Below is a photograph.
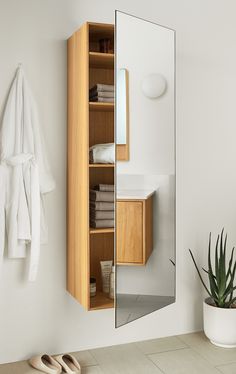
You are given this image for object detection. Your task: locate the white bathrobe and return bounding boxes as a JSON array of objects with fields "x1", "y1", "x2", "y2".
[{"x1": 0, "y1": 66, "x2": 55, "y2": 281}]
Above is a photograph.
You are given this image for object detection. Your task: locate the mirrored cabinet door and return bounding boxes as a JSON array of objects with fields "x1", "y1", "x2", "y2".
[{"x1": 115, "y1": 11, "x2": 176, "y2": 327}]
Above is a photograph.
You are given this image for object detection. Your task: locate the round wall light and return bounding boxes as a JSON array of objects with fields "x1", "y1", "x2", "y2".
[{"x1": 141, "y1": 74, "x2": 167, "y2": 99}]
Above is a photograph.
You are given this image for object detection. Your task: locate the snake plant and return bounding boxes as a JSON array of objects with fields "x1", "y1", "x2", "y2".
[{"x1": 189, "y1": 229, "x2": 236, "y2": 308}]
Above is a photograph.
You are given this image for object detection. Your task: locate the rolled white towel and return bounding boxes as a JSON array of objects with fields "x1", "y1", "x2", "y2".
[{"x1": 89, "y1": 143, "x2": 115, "y2": 164}]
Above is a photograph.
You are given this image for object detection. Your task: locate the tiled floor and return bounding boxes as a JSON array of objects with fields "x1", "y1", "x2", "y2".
[{"x1": 1, "y1": 332, "x2": 236, "y2": 373}]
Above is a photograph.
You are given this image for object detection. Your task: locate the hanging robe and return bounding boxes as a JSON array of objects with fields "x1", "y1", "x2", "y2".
[{"x1": 0, "y1": 66, "x2": 55, "y2": 281}]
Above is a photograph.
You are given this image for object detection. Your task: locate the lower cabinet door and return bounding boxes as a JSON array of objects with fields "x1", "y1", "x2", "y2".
[{"x1": 116, "y1": 201, "x2": 143, "y2": 264}]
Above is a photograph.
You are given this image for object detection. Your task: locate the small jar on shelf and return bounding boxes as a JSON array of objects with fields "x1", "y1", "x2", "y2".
[{"x1": 90, "y1": 277, "x2": 96, "y2": 297}]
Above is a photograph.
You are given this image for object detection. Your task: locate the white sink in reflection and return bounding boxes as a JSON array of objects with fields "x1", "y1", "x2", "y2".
[{"x1": 117, "y1": 189, "x2": 156, "y2": 200}]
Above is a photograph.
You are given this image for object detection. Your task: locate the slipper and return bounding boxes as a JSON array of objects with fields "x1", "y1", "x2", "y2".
[
  {"x1": 54, "y1": 354, "x2": 81, "y2": 373},
  {"x1": 29, "y1": 354, "x2": 62, "y2": 374}
]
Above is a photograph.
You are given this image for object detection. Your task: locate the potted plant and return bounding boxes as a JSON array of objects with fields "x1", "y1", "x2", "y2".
[{"x1": 189, "y1": 229, "x2": 236, "y2": 348}]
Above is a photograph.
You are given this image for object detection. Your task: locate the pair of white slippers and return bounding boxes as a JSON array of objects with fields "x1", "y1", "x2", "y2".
[{"x1": 29, "y1": 354, "x2": 81, "y2": 373}]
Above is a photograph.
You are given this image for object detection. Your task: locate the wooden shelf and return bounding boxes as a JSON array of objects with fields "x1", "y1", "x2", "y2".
[
  {"x1": 116, "y1": 262, "x2": 143, "y2": 266},
  {"x1": 89, "y1": 163, "x2": 114, "y2": 168},
  {"x1": 89, "y1": 52, "x2": 114, "y2": 69},
  {"x1": 89, "y1": 102, "x2": 114, "y2": 112},
  {"x1": 90, "y1": 291, "x2": 114, "y2": 310},
  {"x1": 90, "y1": 227, "x2": 114, "y2": 234}
]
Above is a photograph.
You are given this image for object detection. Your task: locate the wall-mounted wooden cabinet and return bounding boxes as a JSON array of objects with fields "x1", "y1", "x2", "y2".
[
  {"x1": 67, "y1": 21, "x2": 144, "y2": 312},
  {"x1": 116, "y1": 196, "x2": 153, "y2": 266},
  {"x1": 67, "y1": 12, "x2": 175, "y2": 325},
  {"x1": 67, "y1": 22, "x2": 115, "y2": 311}
]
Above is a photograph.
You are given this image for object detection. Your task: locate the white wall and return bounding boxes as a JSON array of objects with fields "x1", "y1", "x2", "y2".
[
  {"x1": 116, "y1": 11, "x2": 175, "y2": 176},
  {"x1": 1, "y1": 0, "x2": 236, "y2": 364},
  {"x1": 116, "y1": 11, "x2": 175, "y2": 296}
]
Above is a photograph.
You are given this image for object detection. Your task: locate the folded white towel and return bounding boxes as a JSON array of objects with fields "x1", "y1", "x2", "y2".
[
  {"x1": 89, "y1": 84, "x2": 114, "y2": 93},
  {"x1": 89, "y1": 143, "x2": 115, "y2": 164},
  {"x1": 90, "y1": 91, "x2": 114, "y2": 98}
]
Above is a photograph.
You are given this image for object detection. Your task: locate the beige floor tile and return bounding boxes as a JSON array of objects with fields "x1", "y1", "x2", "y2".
[
  {"x1": 90, "y1": 343, "x2": 163, "y2": 374},
  {"x1": 217, "y1": 363, "x2": 236, "y2": 374},
  {"x1": 82, "y1": 366, "x2": 104, "y2": 373},
  {"x1": 2, "y1": 332, "x2": 234, "y2": 373},
  {"x1": 179, "y1": 332, "x2": 236, "y2": 366},
  {"x1": 149, "y1": 347, "x2": 221, "y2": 374},
  {"x1": 135, "y1": 336, "x2": 187, "y2": 355},
  {"x1": 0, "y1": 360, "x2": 35, "y2": 374},
  {"x1": 70, "y1": 350, "x2": 97, "y2": 367},
  {"x1": 178, "y1": 331, "x2": 209, "y2": 346}
]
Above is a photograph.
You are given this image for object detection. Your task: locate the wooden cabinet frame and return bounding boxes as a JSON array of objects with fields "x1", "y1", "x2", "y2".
[{"x1": 67, "y1": 22, "x2": 115, "y2": 310}]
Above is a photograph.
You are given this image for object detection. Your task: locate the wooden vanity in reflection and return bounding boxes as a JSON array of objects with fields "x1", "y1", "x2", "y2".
[{"x1": 116, "y1": 190, "x2": 154, "y2": 265}]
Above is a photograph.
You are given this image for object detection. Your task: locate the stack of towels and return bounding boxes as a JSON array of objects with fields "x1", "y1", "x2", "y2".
[
  {"x1": 89, "y1": 84, "x2": 114, "y2": 103},
  {"x1": 89, "y1": 143, "x2": 115, "y2": 164},
  {"x1": 90, "y1": 184, "x2": 114, "y2": 228}
]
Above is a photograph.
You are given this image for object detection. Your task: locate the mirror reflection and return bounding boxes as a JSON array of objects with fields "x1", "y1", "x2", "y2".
[
  {"x1": 115, "y1": 12, "x2": 176, "y2": 327},
  {"x1": 116, "y1": 68, "x2": 128, "y2": 144}
]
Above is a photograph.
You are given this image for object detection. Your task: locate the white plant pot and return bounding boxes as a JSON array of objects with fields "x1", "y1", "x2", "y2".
[{"x1": 203, "y1": 298, "x2": 236, "y2": 348}]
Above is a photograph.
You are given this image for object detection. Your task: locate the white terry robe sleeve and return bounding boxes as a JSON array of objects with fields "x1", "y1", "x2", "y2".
[
  {"x1": 27, "y1": 86, "x2": 56, "y2": 194},
  {"x1": 21, "y1": 71, "x2": 56, "y2": 279},
  {"x1": 23, "y1": 76, "x2": 56, "y2": 246}
]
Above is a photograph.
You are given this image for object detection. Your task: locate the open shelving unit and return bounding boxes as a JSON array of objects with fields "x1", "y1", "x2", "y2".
[{"x1": 67, "y1": 22, "x2": 115, "y2": 311}]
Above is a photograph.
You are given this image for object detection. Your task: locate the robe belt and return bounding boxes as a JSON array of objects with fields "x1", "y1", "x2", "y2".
[
  {"x1": 5, "y1": 153, "x2": 35, "y2": 166},
  {"x1": 5, "y1": 153, "x2": 41, "y2": 281}
]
